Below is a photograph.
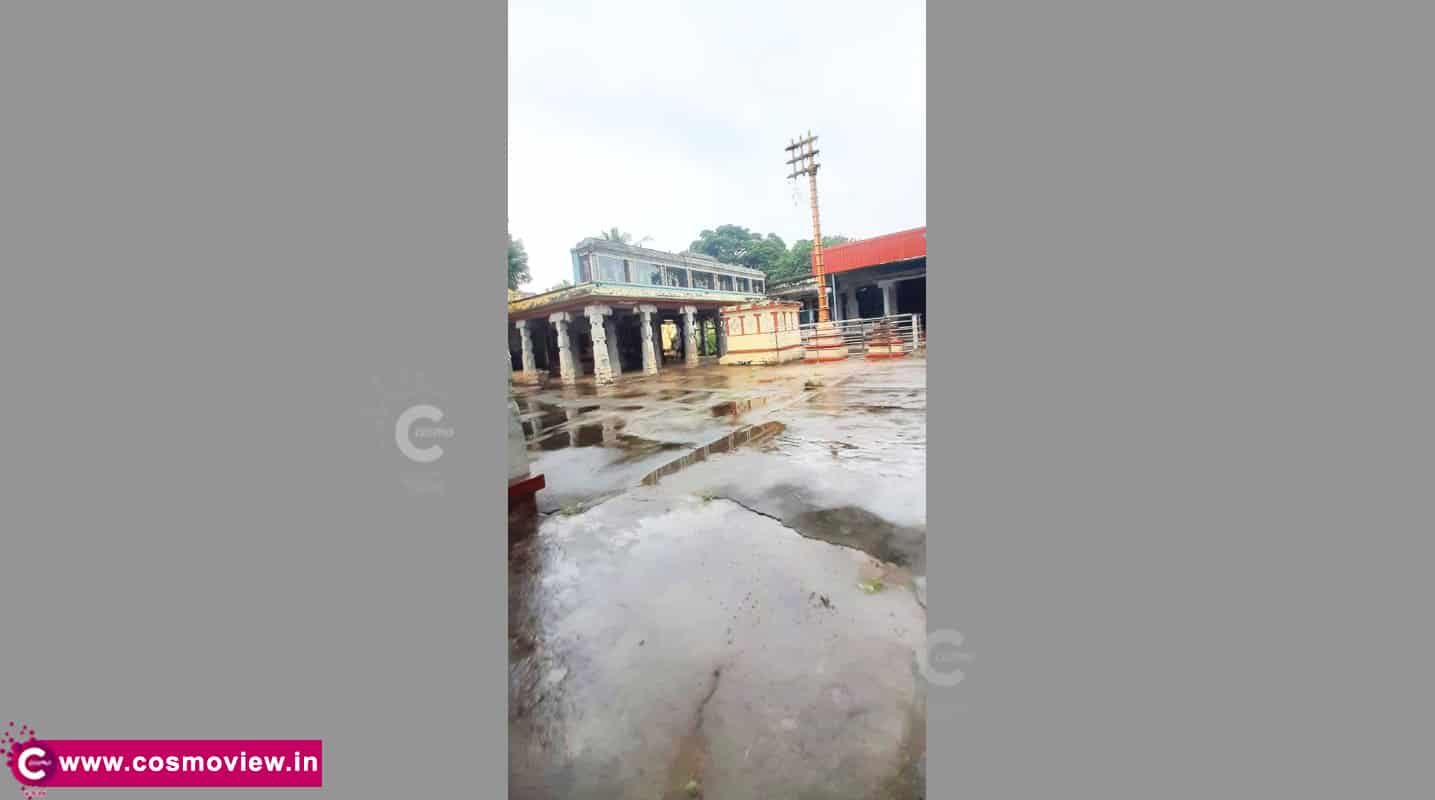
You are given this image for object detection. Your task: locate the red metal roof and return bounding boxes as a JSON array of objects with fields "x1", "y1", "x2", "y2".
[{"x1": 823, "y1": 226, "x2": 926, "y2": 274}]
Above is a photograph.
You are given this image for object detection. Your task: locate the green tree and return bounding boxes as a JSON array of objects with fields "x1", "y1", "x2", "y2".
[
  {"x1": 545, "y1": 279, "x2": 572, "y2": 292},
  {"x1": 689, "y1": 226, "x2": 788, "y2": 278},
  {"x1": 775, "y1": 235, "x2": 854, "y2": 281},
  {"x1": 508, "y1": 232, "x2": 531, "y2": 290}
]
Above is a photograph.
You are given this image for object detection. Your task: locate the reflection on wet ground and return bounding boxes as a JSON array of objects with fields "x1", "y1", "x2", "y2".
[
  {"x1": 513, "y1": 363, "x2": 825, "y2": 513},
  {"x1": 511, "y1": 358, "x2": 928, "y2": 798},
  {"x1": 532, "y1": 421, "x2": 619, "y2": 450}
]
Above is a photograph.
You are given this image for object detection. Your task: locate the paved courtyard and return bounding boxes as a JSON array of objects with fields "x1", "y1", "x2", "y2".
[{"x1": 510, "y1": 357, "x2": 927, "y2": 799}]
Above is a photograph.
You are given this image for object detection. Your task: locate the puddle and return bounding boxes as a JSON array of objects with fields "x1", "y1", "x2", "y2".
[
  {"x1": 530, "y1": 424, "x2": 676, "y2": 460},
  {"x1": 533, "y1": 423, "x2": 608, "y2": 450},
  {"x1": 521, "y1": 403, "x2": 608, "y2": 442},
  {"x1": 611, "y1": 436, "x2": 687, "y2": 464},
  {"x1": 640, "y1": 421, "x2": 786, "y2": 485},
  {"x1": 573, "y1": 424, "x2": 605, "y2": 447},
  {"x1": 787, "y1": 505, "x2": 925, "y2": 573},
  {"x1": 521, "y1": 410, "x2": 569, "y2": 439},
  {"x1": 616, "y1": 404, "x2": 645, "y2": 411},
  {"x1": 534, "y1": 430, "x2": 575, "y2": 451}
]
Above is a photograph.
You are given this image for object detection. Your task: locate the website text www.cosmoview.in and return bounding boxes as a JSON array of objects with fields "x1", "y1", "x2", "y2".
[{"x1": 8, "y1": 739, "x2": 322, "y2": 789}]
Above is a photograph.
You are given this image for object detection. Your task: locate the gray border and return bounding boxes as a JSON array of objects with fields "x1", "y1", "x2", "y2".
[
  {"x1": 1, "y1": 2, "x2": 505, "y2": 796},
  {"x1": 7, "y1": 2, "x2": 1435, "y2": 797},
  {"x1": 937, "y1": 1, "x2": 1435, "y2": 796}
]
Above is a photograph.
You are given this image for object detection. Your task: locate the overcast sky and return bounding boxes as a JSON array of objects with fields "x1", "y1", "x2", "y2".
[{"x1": 509, "y1": 0, "x2": 925, "y2": 292}]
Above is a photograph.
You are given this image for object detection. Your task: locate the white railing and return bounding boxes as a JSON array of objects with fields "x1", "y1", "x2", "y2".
[{"x1": 797, "y1": 313, "x2": 925, "y2": 355}]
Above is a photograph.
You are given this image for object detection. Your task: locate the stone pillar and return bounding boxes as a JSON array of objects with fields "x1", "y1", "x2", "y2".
[
  {"x1": 603, "y1": 316, "x2": 622, "y2": 377},
  {"x1": 716, "y1": 312, "x2": 729, "y2": 355},
  {"x1": 549, "y1": 312, "x2": 577, "y2": 385},
  {"x1": 637, "y1": 305, "x2": 658, "y2": 374},
  {"x1": 515, "y1": 319, "x2": 538, "y2": 381},
  {"x1": 681, "y1": 305, "x2": 699, "y2": 366},
  {"x1": 844, "y1": 286, "x2": 860, "y2": 321},
  {"x1": 878, "y1": 280, "x2": 897, "y2": 318},
  {"x1": 585, "y1": 305, "x2": 614, "y2": 384}
]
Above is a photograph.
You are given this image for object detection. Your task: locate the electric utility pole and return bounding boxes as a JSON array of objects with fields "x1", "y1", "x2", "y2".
[{"x1": 786, "y1": 131, "x2": 830, "y2": 323}]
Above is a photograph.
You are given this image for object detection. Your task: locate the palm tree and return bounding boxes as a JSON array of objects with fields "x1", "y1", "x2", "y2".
[{"x1": 599, "y1": 228, "x2": 652, "y2": 247}]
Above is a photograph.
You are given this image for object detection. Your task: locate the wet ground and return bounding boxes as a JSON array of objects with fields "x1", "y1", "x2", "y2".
[
  {"x1": 511, "y1": 358, "x2": 927, "y2": 799},
  {"x1": 511, "y1": 362, "x2": 837, "y2": 514}
]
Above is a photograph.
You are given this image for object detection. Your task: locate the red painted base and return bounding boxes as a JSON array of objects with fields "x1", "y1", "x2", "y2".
[
  {"x1": 806, "y1": 321, "x2": 850, "y2": 362},
  {"x1": 508, "y1": 473, "x2": 546, "y2": 509}
]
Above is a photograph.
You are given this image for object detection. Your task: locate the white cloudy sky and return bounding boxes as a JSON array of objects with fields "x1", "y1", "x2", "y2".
[{"x1": 509, "y1": 0, "x2": 925, "y2": 292}]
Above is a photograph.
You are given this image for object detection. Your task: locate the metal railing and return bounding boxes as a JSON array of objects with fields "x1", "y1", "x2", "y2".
[{"x1": 797, "y1": 313, "x2": 925, "y2": 355}]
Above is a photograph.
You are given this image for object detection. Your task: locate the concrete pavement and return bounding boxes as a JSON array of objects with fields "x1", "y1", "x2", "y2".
[{"x1": 510, "y1": 358, "x2": 928, "y2": 799}]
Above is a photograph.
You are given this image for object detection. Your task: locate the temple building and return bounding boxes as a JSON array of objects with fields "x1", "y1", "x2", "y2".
[
  {"x1": 826, "y1": 226, "x2": 927, "y2": 321},
  {"x1": 767, "y1": 226, "x2": 927, "y2": 324},
  {"x1": 508, "y1": 239, "x2": 769, "y2": 385}
]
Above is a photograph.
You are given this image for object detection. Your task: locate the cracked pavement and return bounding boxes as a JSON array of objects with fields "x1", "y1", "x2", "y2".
[{"x1": 510, "y1": 358, "x2": 927, "y2": 799}]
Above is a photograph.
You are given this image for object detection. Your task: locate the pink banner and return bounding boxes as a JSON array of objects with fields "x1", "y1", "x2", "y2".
[{"x1": 8, "y1": 740, "x2": 322, "y2": 788}]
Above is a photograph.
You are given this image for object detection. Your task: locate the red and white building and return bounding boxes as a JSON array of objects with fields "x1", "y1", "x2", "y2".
[{"x1": 769, "y1": 226, "x2": 927, "y2": 325}]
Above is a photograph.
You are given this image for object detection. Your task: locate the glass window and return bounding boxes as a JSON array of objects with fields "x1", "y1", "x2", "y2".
[
  {"x1": 736, "y1": 277, "x2": 750, "y2": 292},
  {"x1": 595, "y1": 255, "x2": 626, "y2": 282},
  {"x1": 578, "y1": 254, "x2": 593, "y2": 283},
  {"x1": 637, "y1": 261, "x2": 662, "y2": 285},
  {"x1": 754, "y1": 280, "x2": 764, "y2": 294},
  {"x1": 691, "y1": 271, "x2": 715, "y2": 290},
  {"x1": 717, "y1": 274, "x2": 734, "y2": 291},
  {"x1": 665, "y1": 267, "x2": 689, "y2": 288}
]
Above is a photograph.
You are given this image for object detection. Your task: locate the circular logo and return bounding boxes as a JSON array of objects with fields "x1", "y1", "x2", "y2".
[
  {"x1": 917, "y1": 628, "x2": 972, "y2": 688},
  {"x1": 396, "y1": 404, "x2": 452, "y2": 463},
  {"x1": 10, "y1": 741, "x2": 57, "y2": 786}
]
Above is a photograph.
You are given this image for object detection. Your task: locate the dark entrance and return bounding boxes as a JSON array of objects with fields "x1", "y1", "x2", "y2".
[{"x1": 897, "y1": 278, "x2": 926, "y2": 318}]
